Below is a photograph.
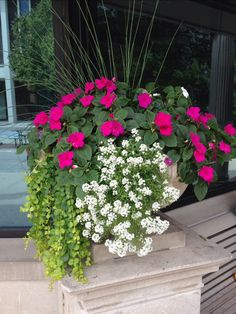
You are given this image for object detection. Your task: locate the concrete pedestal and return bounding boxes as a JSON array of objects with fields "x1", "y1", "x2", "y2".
[{"x1": 60, "y1": 223, "x2": 231, "y2": 314}]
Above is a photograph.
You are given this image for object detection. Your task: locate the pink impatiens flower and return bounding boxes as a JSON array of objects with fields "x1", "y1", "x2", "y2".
[
  {"x1": 106, "y1": 80, "x2": 117, "y2": 93},
  {"x1": 85, "y1": 82, "x2": 95, "y2": 94},
  {"x1": 190, "y1": 132, "x2": 201, "y2": 146},
  {"x1": 67, "y1": 132, "x2": 85, "y2": 149},
  {"x1": 49, "y1": 107, "x2": 64, "y2": 121},
  {"x1": 49, "y1": 120, "x2": 62, "y2": 131},
  {"x1": 154, "y1": 112, "x2": 173, "y2": 136},
  {"x1": 138, "y1": 93, "x2": 152, "y2": 109},
  {"x1": 100, "y1": 120, "x2": 124, "y2": 137},
  {"x1": 186, "y1": 106, "x2": 201, "y2": 122},
  {"x1": 198, "y1": 166, "x2": 214, "y2": 184},
  {"x1": 100, "y1": 93, "x2": 116, "y2": 109},
  {"x1": 95, "y1": 77, "x2": 109, "y2": 89},
  {"x1": 61, "y1": 93, "x2": 76, "y2": 105},
  {"x1": 199, "y1": 113, "x2": 214, "y2": 128},
  {"x1": 33, "y1": 111, "x2": 48, "y2": 128},
  {"x1": 58, "y1": 151, "x2": 74, "y2": 169},
  {"x1": 80, "y1": 95, "x2": 94, "y2": 107},
  {"x1": 219, "y1": 141, "x2": 231, "y2": 154},
  {"x1": 224, "y1": 123, "x2": 236, "y2": 136},
  {"x1": 74, "y1": 87, "x2": 82, "y2": 97}
]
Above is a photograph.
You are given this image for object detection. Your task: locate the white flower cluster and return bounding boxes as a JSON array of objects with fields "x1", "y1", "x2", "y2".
[{"x1": 75, "y1": 131, "x2": 180, "y2": 258}]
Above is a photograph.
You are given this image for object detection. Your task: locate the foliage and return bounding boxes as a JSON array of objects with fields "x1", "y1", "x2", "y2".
[
  {"x1": 18, "y1": 49, "x2": 236, "y2": 282},
  {"x1": 9, "y1": 0, "x2": 56, "y2": 91}
]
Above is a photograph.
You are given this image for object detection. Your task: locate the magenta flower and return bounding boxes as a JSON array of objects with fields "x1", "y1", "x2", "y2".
[
  {"x1": 95, "y1": 77, "x2": 109, "y2": 89},
  {"x1": 100, "y1": 120, "x2": 124, "y2": 137},
  {"x1": 85, "y1": 82, "x2": 95, "y2": 94},
  {"x1": 58, "y1": 151, "x2": 74, "y2": 169},
  {"x1": 49, "y1": 107, "x2": 64, "y2": 121},
  {"x1": 193, "y1": 143, "x2": 207, "y2": 163},
  {"x1": 106, "y1": 80, "x2": 117, "y2": 93},
  {"x1": 33, "y1": 111, "x2": 48, "y2": 128},
  {"x1": 190, "y1": 132, "x2": 201, "y2": 146},
  {"x1": 209, "y1": 142, "x2": 216, "y2": 150},
  {"x1": 74, "y1": 87, "x2": 82, "y2": 97},
  {"x1": 224, "y1": 123, "x2": 236, "y2": 136},
  {"x1": 49, "y1": 120, "x2": 62, "y2": 131},
  {"x1": 138, "y1": 93, "x2": 152, "y2": 109},
  {"x1": 219, "y1": 141, "x2": 231, "y2": 154},
  {"x1": 61, "y1": 93, "x2": 76, "y2": 105},
  {"x1": 199, "y1": 166, "x2": 214, "y2": 184},
  {"x1": 164, "y1": 157, "x2": 173, "y2": 166},
  {"x1": 154, "y1": 112, "x2": 173, "y2": 136},
  {"x1": 100, "y1": 93, "x2": 116, "y2": 109},
  {"x1": 199, "y1": 113, "x2": 214, "y2": 128},
  {"x1": 80, "y1": 95, "x2": 94, "y2": 107},
  {"x1": 67, "y1": 132, "x2": 85, "y2": 149},
  {"x1": 186, "y1": 106, "x2": 201, "y2": 122}
]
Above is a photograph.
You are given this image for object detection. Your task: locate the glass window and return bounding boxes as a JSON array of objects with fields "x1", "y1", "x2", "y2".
[
  {"x1": 0, "y1": 81, "x2": 7, "y2": 121},
  {"x1": 18, "y1": 0, "x2": 31, "y2": 16}
]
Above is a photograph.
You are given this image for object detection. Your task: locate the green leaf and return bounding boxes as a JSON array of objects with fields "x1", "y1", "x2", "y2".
[
  {"x1": 117, "y1": 81, "x2": 128, "y2": 91},
  {"x1": 167, "y1": 149, "x2": 180, "y2": 163},
  {"x1": 162, "y1": 134, "x2": 177, "y2": 147},
  {"x1": 77, "y1": 144, "x2": 92, "y2": 160},
  {"x1": 86, "y1": 169, "x2": 99, "y2": 182},
  {"x1": 145, "y1": 110, "x2": 155, "y2": 126},
  {"x1": 67, "y1": 124, "x2": 78, "y2": 134},
  {"x1": 16, "y1": 145, "x2": 27, "y2": 154},
  {"x1": 134, "y1": 113, "x2": 146, "y2": 126},
  {"x1": 45, "y1": 133, "x2": 58, "y2": 146},
  {"x1": 176, "y1": 124, "x2": 188, "y2": 137},
  {"x1": 115, "y1": 97, "x2": 130, "y2": 107},
  {"x1": 82, "y1": 122, "x2": 94, "y2": 137},
  {"x1": 126, "y1": 119, "x2": 139, "y2": 131},
  {"x1": 71, "y1": 107, "x2": 88, "y2": 121},
  {"x1": 95, "y1": 111, "x2": 109, "y2": 126},
  {"x1": 182, "y1": 147, "x2": 193, "y2": 161},
  {"x1": 175, "y1": 107, "x2": 186, "y2": 115},
  {"x1": 143, "y1": 130, "x2": 158, "y2": 146},
  {"x1": 194, "y1": 180, "x2": 208, "y2": 201},
  {"x1": 178, "y1": 162, "x2": 190, "y2": 180},
  {"x1": 63, "y1": 106, "x2": 73, "y2": 121},
  {"x1": 115, "y1": 109, "x2": 128, "y2": 120},
  {"x1": 177, "y1": 97, "x2": 188, "y2": 107},
  {"x1": 189, "y1": 124, "x2": 197, "y2": 133},
  {"x1": 126, "y1": 107, "x2": 135, "y2": 119},
  {"x1": 145, "y1": 82, "x2": 155, "y2": 92}
]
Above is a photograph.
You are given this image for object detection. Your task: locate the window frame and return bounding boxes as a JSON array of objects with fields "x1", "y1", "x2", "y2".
[{"x1": 17, "y1": 0, "x2": 31, "y2": 17}]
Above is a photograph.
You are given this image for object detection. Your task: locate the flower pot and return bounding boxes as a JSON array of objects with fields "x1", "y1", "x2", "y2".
[
  {"x1": 168, "y1": 164, "x2": 188, "y2": 198},
  {"x1": 91, "y1": 216, "x2": 186, "y2": 263}
]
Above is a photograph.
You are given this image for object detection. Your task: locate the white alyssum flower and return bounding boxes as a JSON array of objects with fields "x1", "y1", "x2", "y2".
[{"x1": 75, "y1": 132, "x2": 180, "y2": 259}]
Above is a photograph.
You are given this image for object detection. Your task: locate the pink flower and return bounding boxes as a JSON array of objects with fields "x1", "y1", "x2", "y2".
[
  {"x1": 33, "y1": 111, "x2": 48, "y2": 128},
  {"x1": 190, "y1": 132, "x2": 201, "y2": 146},
  {"x1": 209, "y1": 142, "x2": 215, "y2": 150},
  {"x1": 100, "y1": 93, "x2": 116, "y2": 109},
  {"x1": 138, "y1": 93, "x2": 152, "y2": 109},
  {"x1": 199, "y1": 166, "x2": 214, "y2": 184},
  {"x1": 49, "y1": 107, "x2": 64, "y2": 121},
  {"x1": 85, "y1": 82, "x2": 95, "y2": 94},
  {"x1": 67, "y1": 132, "x2": 85, "y2": 149},
  {"x1": 57, "y1": 101, "x2": 64, "y2": 108},
  {"x1": 95, "y1": 77, "x2": 109, "y2": 89},
  {"x1": 61, "y1": 93, "x2": 76, "y2": 105},
  {"x1": 154, "y1": 112, "x2": 173, "y2": 137},
  {"x1": 193, "y1": 142, "x2": 207, "y2": 163},
  {"x1": 100, "y1": 120, "x2": 124, "y2": 137},
  {"x1": 58, "y1": 151, "x2": 74, "y2": 169},
  {"x1": 109, "y1": 113, "x2": 114, "y2": 119},
  {"x1": 49, "y1": 120, "x2": 62, "y2": 131},
  {"x1": 224, "y1": 123, "x2": 236, "y2": 136},
  {"x1": 80, "y1": 95, "x2": 94, "y2": 107},
  {"x1": 194, "y1": 150, "x2": 205, "y2": 163},
  {"x1": 106, "y1": 80, "x2": 117, "y2": 93},
  {"x1": 74, "y1": 87, "x2": 82, "y2": 97},
  {"x1": 164, "y1": 157, "x2": 173, "y2": 166},
  {"x1": 199, "y1": 113, "x2": 214, "y2": 128},
  {"x1": 219, "y1": 141, "x2": 231, "y2": 154},
  {"x1": 186, "y1": 106, "x2": 201, "y2": 122}
]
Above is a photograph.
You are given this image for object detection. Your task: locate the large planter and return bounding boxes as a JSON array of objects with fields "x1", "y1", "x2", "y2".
[{"x1": 60, "y1": 216, "x2": 231, "y2": 314}]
